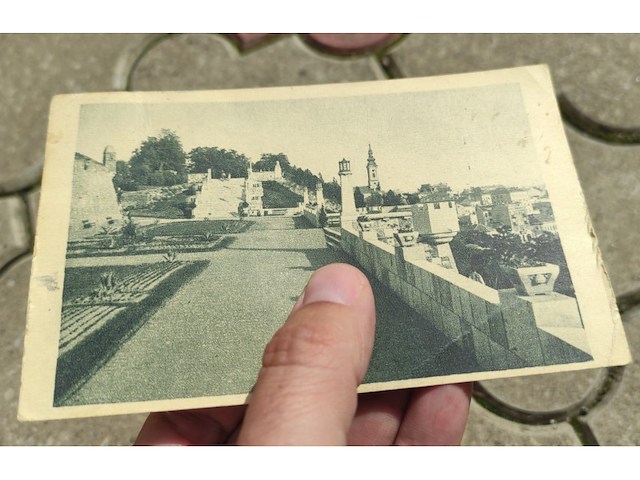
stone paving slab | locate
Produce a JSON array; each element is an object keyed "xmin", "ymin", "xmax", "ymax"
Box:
[
  {"xmin": 0, "ymin": 34, "xmax": 148, "ymax": 194},
  {"xmin": 0, "ymin": 255, "xmax": 146, "ymax": 445},
  {"xmin": 0, "ymin": 196, "xmax": 30, "ymax": 270},
  {"xmin": 390, "ymin": 34, "xmax": 640, "ymax": 130},
  {"xmin": 565, "ymin": 127, "xmax": 640, "ymax": 296},
  {"xmin": 479, "ymin": 367, "xmax": 604, "ymax": 413},
  {"xmin": 587, "ymin": 306, "xmax": 640, "ymax": 445},
  {"xmin": 24, "ymin": 187, "xmax": 40, "ymax": 234},
  {"xmin": 462, "ymin": 399, "xmax": 581, "ymax": 445},
  {"xmin": 130, "ymin": 34, "xmax": 384, "ymax": 91}
]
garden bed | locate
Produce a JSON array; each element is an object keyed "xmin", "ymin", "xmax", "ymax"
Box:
[
  {"xmin": 65, "ymin": 235, "xmax": 236, "ymax": 258},
  {"xmin": 145, "ymin": 219, "xmax": 253, "ymax": 236},
  {"xmin": 55, "ymin": 260, "xmax": 209, "ymax": 405}
]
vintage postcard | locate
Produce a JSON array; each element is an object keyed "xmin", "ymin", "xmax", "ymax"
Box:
[{"xmin": 19, "ymin": 65, "xmax": 631, "ymax": 420}]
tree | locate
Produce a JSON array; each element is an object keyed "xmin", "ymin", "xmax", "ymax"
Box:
[
  {"xmin": 188, "ymin": 146, "xmax": 249, "ymax": 178},
  {"xmin": 366, "ymin": 191, "xmax": 383, "ymax": 208},
  {"xmin": 449, "ymin": 229, "xmax": 574, "ymax": 296},
  {"xmin": 354, "ymin": 187, "xmax": 366, "ymax": 209},
  {"xmin": 323, "ymin": 179, "xmax": 341, "ymax": 205},
  {"xmin": 383, "ymin": 189, "xmax": 403, "ymax": 206},
  {"xmin": 405, "ymin": 193, "xmax": 421, "ymax": 205},
  {"xmin": 420, "ymin": 182, "xmax": 453, "ymax": 201},
  {"xmin": 112, "ymin": 160, "xmax": 138, "ymax": 192},
  {"xmin": 129, "ymin": 130, "xmax": 187, "ymax": 186},
  {"xmin": 253, "ymin": 153, "xmax": 290, "ymax": 172}
]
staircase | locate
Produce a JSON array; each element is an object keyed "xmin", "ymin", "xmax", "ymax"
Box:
[
  {"xmin": 248, "ymin": 216, "xmax": 296, "ymax": 231},
  {"xmin": 193, "ymin": 178, "xmax": 245, "ymax": 219},
  {"xmin": 323, "ymin": 227, "xmax": 342, "ymax": 249}
]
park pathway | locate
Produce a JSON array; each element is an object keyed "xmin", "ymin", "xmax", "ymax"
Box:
[
  {"xmin": 68, "ymin": 216, "xmax": 472, "ymax": 406},
  {"xmin": 68, "ymin": 216, "xmax": 350, "ymax": 404}
]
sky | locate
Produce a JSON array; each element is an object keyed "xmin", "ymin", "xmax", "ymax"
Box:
[{"xmin": 76, "ymin": 82, "xmax": 543, "ymax": 192}]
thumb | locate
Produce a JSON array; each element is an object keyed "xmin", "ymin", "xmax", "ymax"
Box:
[{"xmin": 237, "ymin": 263, "xmax": 376, "ymax": 445}]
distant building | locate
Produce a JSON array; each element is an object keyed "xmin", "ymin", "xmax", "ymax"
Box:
[
  {"xmin": 533, "ymin": 200, "xmax": 554, "ymax": 217},
  {"xmin": 467, "ymin": 189, "xmax": 493, "ymax": 206},
  {"xmin": 458, "ymin": 211, "xmax": 479, "ymax": 228},
  {"xmin": 528, "ymin": 213, "xmax": 558, "ymax": 237},
  {"xmin": 411, "ymin": 201, "xmax": 460, "ymax": 242},
  {"xmin": 475, "ymin": 204, "xmax": 493, "ymax": 227},
  {"xmin": 527, "ymin": 186, "xmax": 546, "ymax": 200},
  {"xmin": 490, "ymin": 187, "xmax": 512, "ymax": 205},
  {"xmin": 411, "ymin": 201, "xmax": 460, "ymax": 271},
  {"xmin": 491, "ymin": 202, "xmax": 530, "ymax": 238},
  {"xmin": 480, "ymin": 193, "xmax": 493, "ymax": 206},
  {"xmin": 355, "ymin": 145, "xmax": 382, "ymax": 202}
]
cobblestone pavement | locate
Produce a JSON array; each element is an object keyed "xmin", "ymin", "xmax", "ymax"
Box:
[{"xmin": 2, "ymin": 34, "xmax": 639, "ymax": 445}]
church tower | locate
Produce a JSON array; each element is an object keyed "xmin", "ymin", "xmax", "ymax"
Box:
[{"xmin": 366, "ymin": 144, "xmax": 380, "ymax": 191}]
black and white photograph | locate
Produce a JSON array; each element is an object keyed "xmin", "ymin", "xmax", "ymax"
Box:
[{"xmin": 19, "ymin": 65, "xmax": 631, "ymax": 420}]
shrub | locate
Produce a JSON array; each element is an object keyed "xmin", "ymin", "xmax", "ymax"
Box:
[{"xmin": 163, "ymin": 248, "xmax": 178, "ymax": 263}]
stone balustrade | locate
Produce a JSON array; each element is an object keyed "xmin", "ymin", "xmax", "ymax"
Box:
[{"xmin": 340, "ymin": 223, "xmax": 592, "ymax": 372}]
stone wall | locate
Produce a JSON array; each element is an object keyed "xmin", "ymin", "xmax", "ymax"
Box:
[
  {"xmin": 303, "ymin": 205, "xmax": 321, "ymax": 227},
  {"xmin": 340, "ymin": 224, "xmax": 592, "ymax": 371},
  {"xmin": 68, "ymin": 155, "xmax": 123, "ymax": 241},
  {"xmin": 262, "ymin": 205, "xmax": 303, "ymax": 216}
]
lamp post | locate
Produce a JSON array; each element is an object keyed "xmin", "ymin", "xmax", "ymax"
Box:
[{"xmin": 338, "ymin": 158, "xmax": 357, "ymax": 223}]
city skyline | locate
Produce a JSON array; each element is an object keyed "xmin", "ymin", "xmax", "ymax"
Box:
[{"xmin": 76, "ymin": 82, "xmax": 545, "ymax": 192}]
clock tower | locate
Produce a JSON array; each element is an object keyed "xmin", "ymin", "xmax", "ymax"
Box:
[{"xmin": 366, "ymin": 144, "xmax": 380, "ymax": 191}]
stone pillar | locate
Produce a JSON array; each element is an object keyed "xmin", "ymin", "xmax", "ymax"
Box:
[
  {"xmin": 316, "ymin": 180, "xmax": 324, "ymax": 208},
  {"xmin": 303, "ymin": 187, "xmax": 309, "ymax": 206},
  {"xmin": 499, "ymin": 289, "xmax": 588, "ymax": 357},
  {"xmin": 338, "ymin": 158, "xmax": 357, "ymax": 224},
  {"xmin": 207, "ymin": 168, "xmax": 212, "ymax": 180}
]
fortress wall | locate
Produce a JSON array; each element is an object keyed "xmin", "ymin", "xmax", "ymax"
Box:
[
  {"xmin": 340, "ymin": 225, "xmax": 590, "ymax": 370},
  {"xmin": 68, "ymin": 159, "xmax": 123, "ymax": 241}
]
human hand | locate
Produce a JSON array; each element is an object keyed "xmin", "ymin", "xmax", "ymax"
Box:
[{"xmin": 135, "ymin": 263, "xmax": 472, "ymax": 445}]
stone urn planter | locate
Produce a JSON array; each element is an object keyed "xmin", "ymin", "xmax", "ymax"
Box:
[
  {"xmin": 502, "ymin": 262, "xmax": 560, "ymax": 296},
  {"xmin": 394, "ymin": 230, "xmax": 419, "ymax": 247}
]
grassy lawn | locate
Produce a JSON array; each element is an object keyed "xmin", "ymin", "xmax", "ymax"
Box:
[
  {"xmin": 129, "ymin": 207, "xmax": 186, "ymax": 218},
  {"xmin": 145, "ymin": 219, "xmax": 253, "ymax": 236},
  {"xmin": 262, "ymin": 181, "xmax": 303, "ymax": 208},
  {"xmin": 62, "ymin": 264, "xmax": 152, "ymax": 302}
]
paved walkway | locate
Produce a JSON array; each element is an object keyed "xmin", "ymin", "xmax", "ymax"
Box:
[
  {"xmin": 3, "ymin": 34, "xmax": 640, "ymax": 445},
  {"xmin": 67, "ymin": 217, "xmax": 338, "ymax": 403}
]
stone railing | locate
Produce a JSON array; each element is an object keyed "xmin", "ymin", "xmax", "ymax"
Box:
[
  {"xmin": 303, "ymin": 204, "xmax": 322, "ymax": 227},
  {"xmin": 262, "ymin": 204, "xmax": 303, "ymax": 216},
  {"xmin": 303, "ymin": 204, "xmax": 340, "ymax": 227},
  {"xmin": 340, "ymin": 223, "xmax": 592, "ymax": 371}
]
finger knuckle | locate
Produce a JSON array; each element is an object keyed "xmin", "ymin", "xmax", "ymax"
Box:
[{"xmin": 263, "ymin": 315, "xmax": 342, "ymax": 371}]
